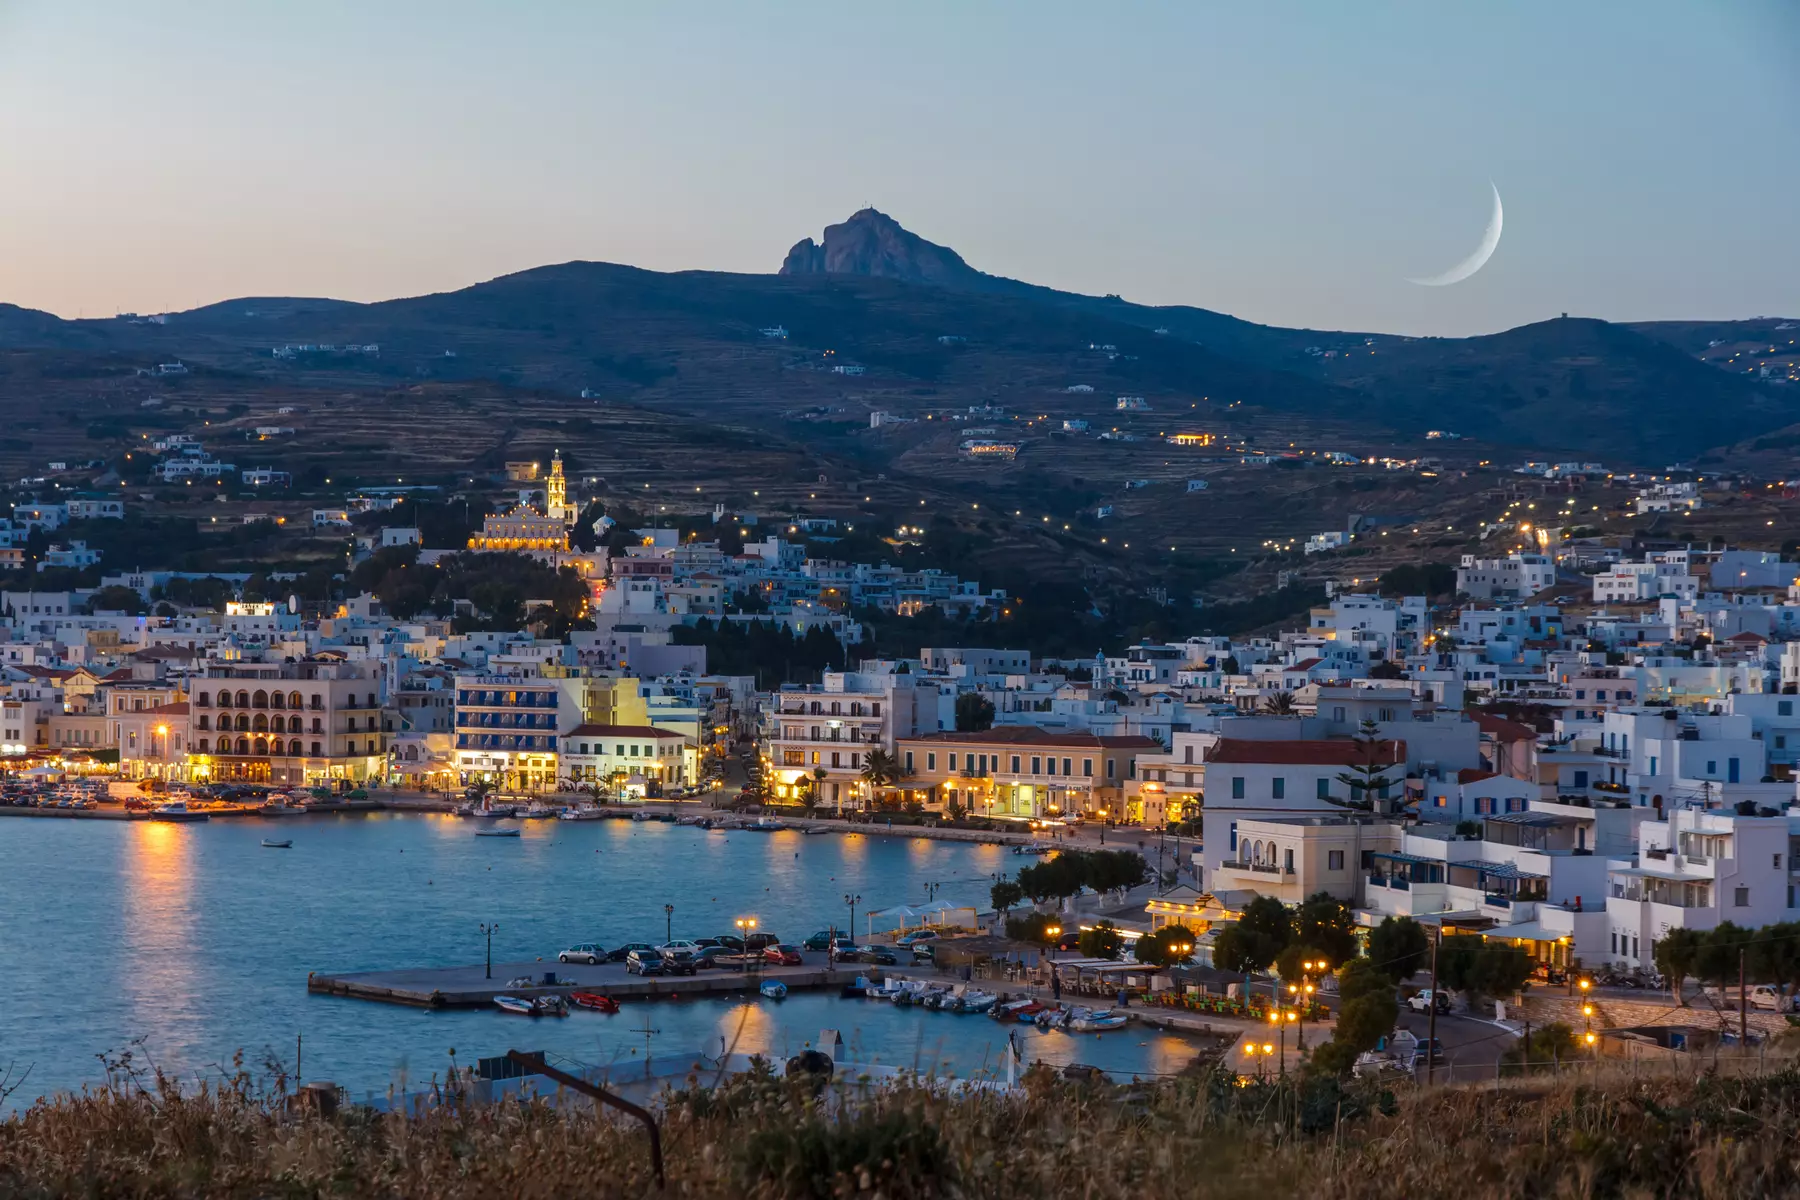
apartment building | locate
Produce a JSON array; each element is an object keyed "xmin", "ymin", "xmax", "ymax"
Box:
[
  {"xmin": 892, "ymin": 726, "xmax": 1159, "ymax": 820},
  {"xmin": 765, "ymin": 671, "xmax": 951, "ymax": 809},
  {"xmin": 1456, "ymin": 553, "xmax": 1556, "ymax": 601},
  {"xmin": 560, "ymin": 724, "xmax": 688, "ymax": 794},
  {"xmin": 189, "ymin": 659, "xmax": 389, "ymax": 785},
  {"xmin": 1605, "ymin": 807, "xmax": 1800, "ymax": 970}
]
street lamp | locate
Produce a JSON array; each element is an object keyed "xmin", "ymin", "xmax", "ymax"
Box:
[
  {"xmin": 479, "ymin": 922, "xmax": 499, "ymax": 980},
  {"xmin": 844, "ymin": 893, "xmax": 861, "ymax": 943},
  {"xmin": 735, "ymin": 916, "xmax": 758, "ymax": 975},
  {"xmin": 664, "ymin": 904, "xmax": 674, "ymax": 945},
  {"xmin": 1290, "ymin": 958, "xmax": 1327, "ymax": 1049}
]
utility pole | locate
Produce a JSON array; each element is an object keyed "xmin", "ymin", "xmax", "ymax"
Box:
[
  {"xmin": 1740, "ymin": 946, "xmax": 1748, "ymax": 1048},
  {"xmin": 1426, "ymin": 926, "xmax": 1441, "ymax": 1085}
]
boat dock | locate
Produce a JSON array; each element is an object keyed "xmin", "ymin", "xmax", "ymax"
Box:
[{"xmin": 308, "ymin": 959, "xmax": 864, "ymax": 1008}]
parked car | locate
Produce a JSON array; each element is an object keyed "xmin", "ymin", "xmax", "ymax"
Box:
[
  {"xmin": 609, "ymin": 942, "xmax": 658, "ymax": 963},
  {"xmin": 658, "ymin": 939, "xmax": 704, "ymax": 955},
  {"xmin": 659, "ymin": 949, "xmax": 699, "ymax": 976},
  {"xmin": 911, "ymin": 943, "xmax": 936, "ymax": 964},
  {"xmin": 1406, "ymin": 989, "xmax": 1450, "ymax": 1014},
  {"xmin": 744, "ymin": 932, "xmax": 781, "ymax": 952},
  {"xmin": 712, "ymin": 935, "xmax": 745, "ymax": 952},
  {"xmin": 1056, "ymin": 932, "xmax": 1081, "ymax": 952},
  {"xmin": 558, "ymin": 943, "xmax": 607, "ymax": 965},
  {"xmin": 1411, "ymin": 1038, "xmax": 1446, "ymax": 1066},
  {"xmin": 625, "ymin": 949, "xmax": 664, "ymax": 976},
  {"xmin": 763, "ymin": 944, "xmax": 804, "ymax": 966},
  {"xmin": 856, "ymin": 946, "xmax": 898, "ymax": 966},
  {"xmin": 693, "ymin": 946, "xmax": 738, "ymax": 969},
  {"xmin": 1750, "ymin": 985, "xmax": 1796, "ymax": 1011},
  {"xmin": 803, "ymin": 930, "xmax": 855, "ymax": 952},
  {"xmin": 895, "ymin": 930, "xmax": 939, "ymax": 948}
]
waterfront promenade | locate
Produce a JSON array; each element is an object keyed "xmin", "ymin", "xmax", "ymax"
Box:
[{"xmin": 310, "ymin": 957, "xmax": 861, "ymax": 1007}]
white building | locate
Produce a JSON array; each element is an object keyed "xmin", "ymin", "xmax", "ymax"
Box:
[{"xmin": 1457, "ymin": 553, "xmax": 1556, "ymax": 601}]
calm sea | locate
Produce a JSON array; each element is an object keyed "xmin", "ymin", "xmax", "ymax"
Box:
[{"xmin": 1, "ymin": 813, "xmax": 1203, "ymax": 1107}]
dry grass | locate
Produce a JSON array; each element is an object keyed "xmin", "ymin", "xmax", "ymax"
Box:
[{"xmin": 9, "ymin": 1057, "xmax": 1800, "ymax": 1198}]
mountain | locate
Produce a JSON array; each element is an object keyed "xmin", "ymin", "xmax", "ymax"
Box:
[{"xmin": 777, "ymin": 209, "xmax": 1793, "ymax": 461}]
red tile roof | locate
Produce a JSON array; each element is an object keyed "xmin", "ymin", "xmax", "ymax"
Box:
[
  {"xmin": 902, "ymin": 727, "xmax": 1160, "ymax": 750},
  {"xmin": 566, "ymin": 724, "xmax": 685, "ymax": 739},
  {"xmin": 1458, "ymin": 768, "xmax": 1499, "ymax": 784},
  {"xmin": 1204, "ymin": 737, "xmax": 1405, "ymax": 766},
  {"xmin": 1467, "ymin": 711, "xmax": 1539, "ymax": 743}
]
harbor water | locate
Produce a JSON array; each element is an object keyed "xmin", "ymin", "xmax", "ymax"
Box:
[{"xmin": 2, "ymin": 813, "xmax": 1206, "ymax": 1107}]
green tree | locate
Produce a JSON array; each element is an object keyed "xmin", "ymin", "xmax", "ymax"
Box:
[
  {"xmin": 859, "ymin": 747, "xmax": 902, "ymax": 804},
  {"xmin": 1366, "ymin": 916, "xmax": 1431, "ymax": 983},
  {"xmin": 989, "ymin": 879, "xmax": 1024, "ymax": 917},
  {"xmin": 1330, "ymin": 719, "xmax": 1403, "ymax": 812},
  {"xmin": 1004, "ymin": 912, "xmax": 1059, "ymax": 945},
  {"xmin": 954, "ymin": 692, "xmax": 995, "ymax": 733},
  {"xmin": 1438, "ymin": 938, "xmax": 1533, "ymax": 1007},
  {"xmin": 1016, "ymin": 855, "xmax": 1084, "ymax": 904},
  {"xmin": 1212, "ymin": 895, "xmax": 1293, "ymax": 977},
  {"xmin": 1501, "ymin": 1022, "xmax": 1579, "ymax": 1075},
  {"xmin": 1262, "ymin": 691, "xmax": 1297, "ymax": 715},
  {"xmin": 1291, "ymin": 892, "xmax": 1360, "ymax": 967},
  {"xmin": 1653, "ymin": 928, "xmax": 1705, "ymax": 1005},
  {"xmin": 1695, "ymin": 922, "xmax": 1754, "ymax": 990},
  {"xmin": 86, "ymin": 585, "xmax": 145, "ymax": 615},
  {"xmin": 1079, "ymin": 920, "xmax": 1125, "ymax": 961},
  {"xmin": 1133, "ymin": 924, "xmax": 1198, "ymax": 967}
]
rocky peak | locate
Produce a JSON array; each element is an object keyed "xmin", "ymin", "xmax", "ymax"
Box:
[{"xmin": 779, "ymin": 208, "xmax": 984, "ymax": 288}]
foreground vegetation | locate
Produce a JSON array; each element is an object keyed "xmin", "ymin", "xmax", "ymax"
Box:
[{"xmin": 10, "ymin": 1057, "xmax": 1800, "ymax": 1198}]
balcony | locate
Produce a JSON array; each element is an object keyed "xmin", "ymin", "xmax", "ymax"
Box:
[
  {"xmin": 1233, "ymin": 861, "xmax": 1288, "ymax": 876},
  {"xmin": 1367, "ymin": 874, "xmax": 1411, "ymax": 891}
]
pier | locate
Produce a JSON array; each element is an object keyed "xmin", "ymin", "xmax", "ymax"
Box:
[{"xmin": 308, "ymin": 958, "xmax": 864, "ymax": 1008}]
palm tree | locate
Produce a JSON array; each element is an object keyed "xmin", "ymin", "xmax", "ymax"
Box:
[
  {"xmin": 1262, "ymin": 691, "xmax": 1297, "ymax": 715},
  {"xmin": 860, "ymin": 747, "xmax": 902, "ymax": 809}
]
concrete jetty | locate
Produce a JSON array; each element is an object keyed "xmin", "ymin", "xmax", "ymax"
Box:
[{"xmin": 308, "ymin": 958, "xmax": 863, "ymax": 1008}]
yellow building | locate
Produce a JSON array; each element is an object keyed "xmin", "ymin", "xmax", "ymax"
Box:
[{"xmin": 468, "ymin": 505, "xmax": 569, "ymax": 552}]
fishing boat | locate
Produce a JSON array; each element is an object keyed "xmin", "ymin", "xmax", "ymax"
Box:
[
  {"xmin": 1012, "ymin": 1001, "xmax": 1046, "ymax": 1024},
  {"xmin": 745, "ymin": 817, "xmax": 787, "ymax": 832},
  {"xmin": 523, "ymin": 803, "xmax": 562, "ymax": 819},
  {"xmin": 560, "ymin": 805, "xmax": 605, "ymax": 821},
  {"xmin": 260, "ymin": 800, "xmax": 301, "ymax": 815},
  {"xmin": 148, "ymin": 801, "xmax": 209, "ymax": 823},
  {"xmin": 759, "ymin": 980, "xmax": 789, "ymax": 1000},
  {"xmin": 493, "ymin": 995, "xmax": 535, "ymax": 1015},
  {"xmin": 475, "ymin": 827, "xmax": 522, "ymax": 838},
  {"xmin": 961, "ymin": 990, "xmax": 998, "ymax": 1014},
  {"xmin": 802, "ymin": 825, "xmax": 832, "ymax": 836},
  {"xmin": 532, "ymin": 995, "xmax": 569, "ymax": 1017},
  {"xmin": 569, "ymin": 991, "xmax": 620, "ymax": 1013},
  {"xmin": 992, "ymin": 998, "xmax": 1036, "ymax": 1021},
  {"xmin": 1068, "ymin": 1008, "xmax": 1130, "ymax": 1032},
  {"xmin": 260, "ymin": 838, "xmax": 293, "ymax": 849}
]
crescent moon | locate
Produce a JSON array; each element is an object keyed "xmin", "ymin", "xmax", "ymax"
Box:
[{"xmin": 1408, "ymin": 182, "xmax": 1502, "ymax": 287}]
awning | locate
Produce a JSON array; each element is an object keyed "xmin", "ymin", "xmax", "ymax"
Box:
[
  {"xmin": 868, "ymin": 905, "xmax": 921, "ymax": 920},
  {"xmin": 1485, "ymin": 812, "xmax": 1581, "ymax": 828},
  {"xmin": 1414, "ymin": 910, "xmax": 1494, "ymax": 929},
  {"xmin": 1451, "ymin": 860, "xmax": 1548, "ymax": 881},
  {"xmin": 1482, "ymin": 921, "xmax": 1562, "ymax": 944},
  {"xmin": 1371, "ymin": 851, "xmax": 1444, "ymax": 866}
]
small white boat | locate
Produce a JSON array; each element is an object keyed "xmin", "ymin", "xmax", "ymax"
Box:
[
  {"xmin": 475, "ymin": 827, "xmax": 522, "ymax": 838},
  {"xmin": 260, "ymin": 838, "xmax": 293, "ymax": 849},
  {"xmin": 149, "ymin": 801, "xmax": 208, "ymax": 823},
  {"xmin": 523, "ymin": 803, "xmax": 562, "ymax": 819},
  {"xmin": 759, "ymin": 980, "xmax": 789, "ymax": 1000},
  {"xmin": 746, "ymin": 817, "xmax": 787, "ymax": 832},
  {"xmin": 802, "ymin": 826, "xmax": 832, "ymax": 836},
  {"xmin": 1068, "ymin": 1008, "xmax": 1130, "ymax": 1032},
  {"xmin": 961, "ymin": 990, "xmax": 998, "ymax": 1014},
  {"xmin": 493, "ymin": 995, "xmax": 535, "ymax": 1015},
  {"xmin": 560, "ymin": 805, "xmax": 605, "ymax": 821}
]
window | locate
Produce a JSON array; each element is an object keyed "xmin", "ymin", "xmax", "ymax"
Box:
[
  {"xmin": 311, "ymin": 741, "xmax": 321, "ymax": 755},
  {"xmin": 1611, "ymin": 931, "xmax": 1618, "ymax": 954},
  {"xmin": 1317, "ymin": 778, "xmax": 1330, "ymax": 800},
  {"xmin": 831, "ymin": 752, "xmax": 841, "ymax": 768},
  {"xmin": 1595, "ymin": 690, "xmax": 1607, "ymax": 701},
  {"xmin": 1778, "ymin": 736, "xmax": 1788, "ymax": 750},
  {"xmin": 1082, "ymin": 758, "xmax": 1093, "ymax": 778},
  {"xmin": 1228, "ymin": 821, "xmax": 1238, "ymax": 853},
  {"xmin": 1574, "ymin": 770, "xmax": 1589, "ymax": 788},
  {"xmin": 905, "ymin": 751, "xmax": 914, "ymax": 772},
  {"xmin": 1231, "ymin": 776, "xmax": 1245, "ymax": 800},
  {"xmin": 1649, "ymin": 755, "xmax": 1658, "ymax": 776},
  {"xmin": 1031, "ymin": 756, "xmax": 1041, "ymax": 775},
  {"xmin": 1776, "ymin": 853, "xmax": 1783, "ymax": 870},
  {"xmin": 784, "ymin": 749, "xmax": 804, "ymax": 766},
  {"xmin": 1782, "ymin": 700, "xmax": 1794, "ymax": 717},
  {"xmin": 1062, "ymin": 758, "xmax": 1072, "ymax": 776},
  {"xmin": 1328, "ymin": 850, "xmax": 1344, "ymax": 870},
  {"xmin": 1332, "ymin": 706, "xmax": 1345, "ymax": 722},
  {"xmin": 1106, "ymin": 758, "xmax": 1116, "ymax": 779},
  {"xmin": 1272, "ymin": 777, "xmax": 1285, "ymax": 800},
  {"xmin": 1283, "ymin": 848, "xmax": 1294, "ymax": 873},
  {"xmin": 615, "ymin": 744, "xmax": 625, "ymax": 757},
  {"xmin": 948, "ymin": 753, "xmax": 958, "ymax": 771},
  {"xmin": 927, "ymin": 752, "xmax": 937, "ymax": 771},
  {"xmin": 1575, "ymin": 689, "xmax": 1586, "ymax": 700},
  {"xmin": 1011, "ymin": 755, "xmax": 1021, "ymax": 774},
  {"xmin": 1735, "ymin": 887, "xmax": 1750, "ymax": 908}
]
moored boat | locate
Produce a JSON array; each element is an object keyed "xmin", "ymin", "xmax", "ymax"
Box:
[
  {"xmin": 493, "ymin": 995, "xmax": 535, "ymax": 1015},
  {"xmin": 759, "ymin": 980, "xmax": 789, "ymax": 1000},
  {"xmin": 560, "ymin": 806, "xmax": 605, "ymax": 821},
  {"xmin": 475, "ymin": 827, "xmax": 522, "ymax": 838},
  {"xmin": 569, "ymin": 991, "xmax": 619, "ymax": 1013},
  {"xmin": 1068, "ymin": 1008, "xmax": 1130, "ymax": 1032},
  {"xmin": 148, "ymin": 801, "xmax": 209, "ymax": 823},
  {"xmin": 260, "ymin": 838, "xmax": 293, "ymax": 849},
  {"xmin": 745, "ymin": 817, "xmax": 786, "ymax": 832},
  {"xmin": 802, "ymin": 825, "xmax": 832, "ymax": 836},
  {"xmin": 531, "ymin": 995, "xmax": 569, "ymax": 1017}
]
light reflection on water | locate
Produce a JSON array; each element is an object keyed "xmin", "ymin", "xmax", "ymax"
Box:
[{"xmin": 1, "ymin": 816, "xmax": 1204, "ymax": 1106}]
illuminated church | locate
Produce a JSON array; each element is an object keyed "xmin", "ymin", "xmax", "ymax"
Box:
[{"xmin": 468, "ymin": 450, "xmax": 578, "ymax": 552}]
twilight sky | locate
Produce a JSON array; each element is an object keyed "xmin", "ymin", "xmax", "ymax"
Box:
[{"xmin": 0, "ymin": 1, "xmax": 1794, "ymax": 335}]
